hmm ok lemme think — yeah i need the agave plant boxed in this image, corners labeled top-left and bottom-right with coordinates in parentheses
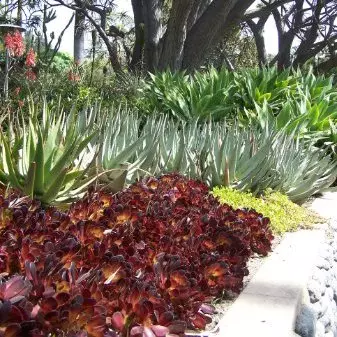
top-left (87, 111), bottom-right (203, 186)
top-left (139, 67), bottom-right (337, 150)
top-left (0, 100), bottom-right (100, 205)
top-left (267, 134), bottom-right (337, 202)
top-left (203, 122), bottom-right (272, 191)
top-left (94, 108), bottom-right (337, 202)
top-left (79, 107), bottom-right (163, 188)
top-left (143, 117), bottom-right (202, 178)
top-left (139, 69), bottom-right (236, 121)
top-left (204, 123), bottom-right (337, 201)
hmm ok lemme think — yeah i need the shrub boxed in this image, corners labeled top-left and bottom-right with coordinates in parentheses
top-left (139, 67), bottom-right (337, 126)
top-left (212, 187), bottom-right (321, 234)
top-left (138, 67), bottom-right (337, 154)
top-left (0, 174), bottom-right (273, 336)
top-left (49, 51), bottom-right (73, 72)
top-left (9, 61), bottom-right (143, 111)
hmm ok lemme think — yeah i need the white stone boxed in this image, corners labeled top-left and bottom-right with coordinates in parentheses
top-left (315, 321), bottom-right (325, 337)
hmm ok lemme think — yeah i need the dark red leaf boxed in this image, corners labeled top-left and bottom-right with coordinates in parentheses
top-left (0, 300), bottom-right (11, 323)
top-left (4, 324), bottom-right (21, 337)
top-left (111, 311), bottom-right (124, 331)
top-left (150, 325), bottom-right (169, 337)
top-left (0, 276), bottom-right (31, 302)
top-left (0, 174), bottom-right (273, 336)
top-left (40, 297), bottom-right (58, 312)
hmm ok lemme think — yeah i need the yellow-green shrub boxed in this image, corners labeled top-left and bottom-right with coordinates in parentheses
top-left (212, 187), bottom-right (320, 234)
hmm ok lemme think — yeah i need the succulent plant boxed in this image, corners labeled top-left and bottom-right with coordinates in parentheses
top-left (0, 100), bottom-right (99, 205)
top-left (0, 175), bottom-right (273, 336)
top-left (90, 109), bottom-right (337, 203)
top-left (138, 67), bottom-right (337, 150)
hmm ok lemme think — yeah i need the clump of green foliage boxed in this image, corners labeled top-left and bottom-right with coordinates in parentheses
top-left (213, 187), bottom-right (321, 234)
top-left (49, 51), bottom-right (73, 72)
top-left (138, 68), bottom-right (337, 155)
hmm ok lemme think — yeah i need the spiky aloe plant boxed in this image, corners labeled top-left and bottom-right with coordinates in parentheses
top-left (73, 106), bottom-right (337, 203)
top-left (267, 134), bottom-right (337, 202)
top-left (79, 106), bottom-right (162, 188)
top-left (0, 100), bottom-right (100, 205)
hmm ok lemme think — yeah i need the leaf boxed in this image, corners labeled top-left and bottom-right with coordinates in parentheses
top-left (42, 168), bottom-right (67, 204)
top-left (23, 162), bottom-right (36, 198)
top-left (0, 131), bottom-right (21, 189)
top-left (33, 127), bottom-right (45, 195)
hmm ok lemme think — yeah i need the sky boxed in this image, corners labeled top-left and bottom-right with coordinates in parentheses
top-left (47, 0), bottom-right (279, 57)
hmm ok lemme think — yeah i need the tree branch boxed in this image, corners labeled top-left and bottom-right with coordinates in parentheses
top-left (316, 54), bottom-right (337, 72)
top-left (183, 0), bottom-right (253, 70)
top-left (51, 0), bottom-right (122, 73)
top-left (244, 0), bottom-right (292, 19)
top-left (159, 0), bottom-right (193, 70)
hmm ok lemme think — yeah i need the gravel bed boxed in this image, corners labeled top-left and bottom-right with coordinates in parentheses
top-left (295, 220), bottom-right (337, 337)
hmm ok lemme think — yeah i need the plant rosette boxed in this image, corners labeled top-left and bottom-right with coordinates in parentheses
top-left (0, 174), bottom-right (273, 337)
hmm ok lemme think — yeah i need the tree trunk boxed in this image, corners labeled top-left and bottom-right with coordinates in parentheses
top-left (224, 0), bottom-right (256, 31)
top-left (107, 39), bottom-right (122, 73)
top-left (277, 34), bottom-right (293, 69)
top-left (246, 17), bottom-right (268, 67)
top-left (254, 32), bottom-right (267, 67)
top-left (186, 0), bottom-right (212, 30)
top-left (293, 0), bottom-right (323, 67)
top-left (159, 0), bottom-right (193, 71)
top-left (74, 10), bottom-right (86, 63)
top-left (182, 0), bottom-right (252, 70)
top-left (16, 0), bottom-right (23, 26)
top-left (272, 9), bottom-right (293, 69)
top-left (315, 55), bottom-right (337, 73)
top-left (130, 0), bottom-right (145, 71)
top-left (272, 0), bottom-right (305, 69)
top-left (128, 0), bottom-right (255, 72)
top-left (143, 0), bottom-right (163, 72)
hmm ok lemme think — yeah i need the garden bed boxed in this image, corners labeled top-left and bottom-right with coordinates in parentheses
top-left (1, 177), bottom-right (330, 337)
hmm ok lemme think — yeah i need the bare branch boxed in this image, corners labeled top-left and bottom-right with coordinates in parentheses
top-left (244, 0), bottom-right (293, 19)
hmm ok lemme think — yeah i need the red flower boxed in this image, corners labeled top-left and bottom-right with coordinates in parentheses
top-left (18, 100), bottom-right (24, 108)
top-left (67, 70), bottom-right (80, 82)
top-left (25, 48), bottom-right (36, 67)
top-left (4, 30), bottom-right (25, 57)
top-left (25, 69), bottom-right (37, 81)
top-left (14, 87), bottom-right (21, 96)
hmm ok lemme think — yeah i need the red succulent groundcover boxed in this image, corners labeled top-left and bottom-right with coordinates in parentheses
top-left (0, 174), bottom-right (273, 337)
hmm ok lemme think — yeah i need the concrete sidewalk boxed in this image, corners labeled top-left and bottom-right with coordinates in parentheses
top-left (216, 192), bottom-right (337, 337)
top-left (309, 192), bottom-right (337, 220)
